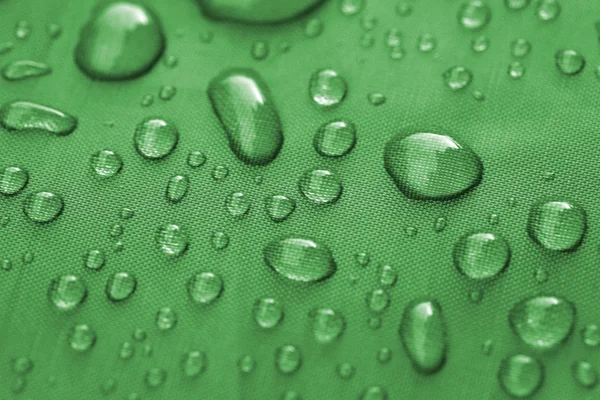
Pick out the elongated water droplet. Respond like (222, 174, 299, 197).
(573, 361, 598, 389)
(509, 295, 575, 350)
(254, 298, 284, 329)
(166, 175, 189, 203)
(211, 231, 230, 250)
(91, 150, 123, 178)
(384, 132, 483, 200)
(0, 101, 77, 136)
(3, 60, 51, 81)
(275, 345, 301, 374)
(208, 69, 283, 165)
(134, 118, 178, 160)
(265, 195, 295, 222)
(377, 347, 392, 364)
(453, 233, 510, 279)
(198, 0, 326, 23)
(187, 272, 223, 305)
(309, 69, 347, 108)
(226, 192, 250, 216)
(304, 18, 323, 38)
(156, 224, 189, 256)
(12, 357, 33, 374)
(75, 2, 165, 80)
(119, 341, 134, 359)
(68, 324, 96, 352)
(183, 351, 206, 377)
(141, 94, 154, 107)
(380, 265, 397, 286)
(499, 354, 544, 398)
(536, 0, 560, 21)
(24, 192, 64, 223)
(310, 308, 345, 344)
(368, 93, 386, 106)
(555, 49, 585, 76)
(367, 289, 390, 313)
(314, 120, 356, 158)
(299, 169, 342, 204)
(106, 272, 137, 301)
(85, 249, 105, 270)
(156, 307, 177, 331)
(47, 23, 62, 38)
(527, 200, 586, 251)
(0, 42, 15, 55)
(443, 66, 473, 90)
(399, 299, 447, 374)
(0, 167, 28, 195)
(49, 275, 87, 311)
(145, 368, 166, 388)
(458, 1, 491, 30)
(264, 237, 336, 282)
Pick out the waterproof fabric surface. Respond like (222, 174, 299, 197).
(1, 0, 599, 399)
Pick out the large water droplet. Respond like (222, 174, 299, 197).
(555, 49, 585, 76)
(208, 68, 283, 166)
(68, 324, 96, 352)
(0, 167, 28, 195)
(399, 299, 447, 374)
(453, 233, 510, 279)
(156, 224, 189, 256)
(509, 295, 575, 350)
(254, 298, 284, 329)
(106, 272, 137, 301)
(310, 308, 345, 343)
(264, 237, 336, 282)
(134, 118, 178, 160)
(75, 2, 165, 80)
(187, 272, 223, 305)
(3, 60, 51, 81)
(572, 361, 598, 389)
(314, 120, 356, 158)
(458, 1, 491, 30)
(183, 351, 206, 377)
(24, 192, 64, 223)
(309, 69, 347, 108)
(298, 169, 343, 204)
(442, 66, 473, 90)
(91, 150, 123, 178)
(384, 132, 483, 200)
(197, 0, 326, 24)
(48, 275, 87, 311)
(527, 200, 586, 251)
(499, 354, 544, 398)
(166, 175, 189, 203)
(265, 195, 296, 222)
(275, 345, 301, 374)
(0, 101, 77, 136)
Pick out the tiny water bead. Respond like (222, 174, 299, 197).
(134, 118, 179, 160)
(472, 35, 489, 52)
(91, 150, 123, 178)
(22, 251, 34, 264)
(434, 217, 447, 232)
(508, 62, 525, 79)
(85, 249, 105, 270)
(472, 90, 485, 101)
(75, 1, 165, 80)
(505, 0, 531, 10)
(141, 94, 154, 107)
(183, 351, 207, 377)
(106, 272, 137, 302)
(156, 224, 189, 256)
(309, 69, 347, 108)
(509, 295, 575, 350)
(380, 265, 398, 286)
(304, 18, 323, 38)
(119, 341, 135, 359)
(101, 379, 117, 395)
(534, 266, 549, 283)
(443, 66, 473, 90)
(254, 298, 284, 329)
(0, 101, 77, 136)
(275, 345, 301, 374)
(163, 54, 178, 68)
(156, 307, 177, 331)
(314, 120, 356, 158)
(527, 200, 586, 251)
(572, 361, 598, 389)
(226, 192, 251, 217)
(361, 386, 387, 400)
(0, 167, 28, 195)
(368, 316, 382, 330)
(453, 233, 510, 280)
(264, 237, 336, 282)
(555, 49, 585, 76)
(12, 356, 33, 374)
(211, 231, 230, 250)
(1, 259, 12, 271)
(187, 151, 207, 168)
(482, 339, 494, 355)
(417, 34, 437, 53)
(197, 0, 326, 23)
(340, 0, 364, 16)
(68, 324, 96, 352)
(377, 347, 392, 364)
(399, 299, 447, 375)
(48, 275, 87, 311)
(367, 289, 390, 313)
(158, 85, 177, 101)
(298, 169, 343, 204)
(212, 165, 229, 180)
(384, 132, 483, 200)
(110, 223, 124, 238)
(187, 272, 224, 305)
(310, 308, 345, 344)
(499, 354, 544, 398)
(582, 324, 600, 347)
(145, 368, 167, 388)
(360, 14, 377, 31)
(536, 0, 560, 21)
(208, 69, 283, 166)
(238, 355, 255, 374)
(120, 207, 134, 220)
(166, 175, 189, 203)
(355, 252, 370, 267)
(368, 93, 386, 106)
(389, 46, 405, 60)
(458, 0, 491, 31)
(337, 362, 355, 380)
(3, 60, 51, 81)
(265, 195, 296, 222)
(511, 38, 531, 58)
(251, 41, 269, 61)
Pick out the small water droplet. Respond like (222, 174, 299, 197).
(458, 0, 491, 30)
(511, 38, 531, 58)
(12, 377, 26, 393)
(482, 339, 493, 355)
(299, 169, 343, 204)
(158, 85, 177, 101)
(469, 290, 483, 303)
(49, 275, 87, 311)
(134, 118, 178, 160)
(527, 200, 586, 251)
(368, 93, 386, 106)
(572, 361, 598, 389)
(101, 378, 117, 394)
(254, 298, 284, 329)
(156, 224, 189, 256)
(505, 0, 530, 10)
(434, 217, 447, 232)
(15, 21, 31, 40)
(141, 94, 154, 107)
(389, 45, 405, 60)
(187, 151, 206, 168)
(68, 324, 96, 352)
(212, 165, 229, 180)
(340, 0, 364, 16)
(443, 66, 473, 90)
(145, 368, 166, 388)
(211, 231, 230, 250)
(310, 308, 345, 344)
(110, 223, 124, 238)
(377, 347, 392, 364)
(12, 356, 33, 374)
(166, 175, 189, 203)
(275, 345, 301, 374)
(133, 328, 147, 342)
(156, 307, 177, 331)
(163, 54, 178, 68)
(536, 0, 560, 21)
(265, 195, 296, 222)
(251, 41, 269, 60)
(0, 166, 28, 195)
(106, 272, 137, 301)
(418, 34, 436, 53)
(453, 233, 510, 280)
(281, 390, 302, 400)
(187, 272, 223, 305)
(305, 18, 323, 38)
(499, 354, 544, 398)
(3, 60, 51, 81)
(0, 101, 77, 136)
(120, 207, 134, 220)
(367, 289, 390, 313)
(1, 259, 12, 271)
(360, 33, 375, 48)
(200, 31, 213, 43)
(336, 362, 355, 379)
(22, 251, 34, 265)
(361, 386, 388, 400)
(314, 120, 356, 158)
(238, 355, 255, 374)
(396, 2, 413, 16)
(379, 265, 397, 286)
(472, 90, 485, 101)
(385, 29, 402, 47)
(555, 49, 585, 76)
(582, 324, 600, 347)
(534, 266, 549, 283)
(508, 61, 525, 79)
(471, 35, 489, 52)
(183, 351, 206, 377)
(264, 237, 336, 282)
(85, 249, 105, 270)
(226, 192, 250, 217)
(119, 341, 135, 359)
(309, 69, 347, 107)
(91, 150, 123, 178)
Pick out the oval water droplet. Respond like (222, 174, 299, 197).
(310, 308, 345, 344)
(106, 272, 137, 302)
(250, 41, 269, 60)
(555, 49, 585, 76)
(198, 0, 326, 23)
(309, 69, 347, 108)
(298, 169, 343, 204)
(275, 345, 301, 374)
(264, 237, 336, 282)
(91, 150, 123, 178)
(380, 265, 397, 286)
(572, 361, 598, 389)
(226, 192, 250, 217)
(85, 249, 105, 270)
(367, 289, 390, 313)
(536, 0, 560, 21)
(156, 224, 189, 256)
(508, 61, 525, 79)
(187, 272, 223, 305)
(254, 298, 284, 329)
(304, 18, 323, 38)
(265, 195, 296, 222)
(145, 368, 166, 388)
(75, 2, 165, 80)
(68, 324, 96, 352)
(399, 299, 447, 374)
(158, 85, 176, 101)
(505, 0, 530, 10)
(0, 101, 77, 136)
(166, 175, 189, 203)
(336, 362, 355, 380)
(187, 151, 206, 168)
(511, 38, 531, 58)
(183, 351, 206, 377)
(211, 231, 230, 250)
(443, 66, 473, 90)
(458, 1, 491, 30)
(377, 347, 392, 364)
(340, 0, 364, 15)
(12, 356, 33, 374)
(48, 275, 87, 311)
(453, 233, 510, 279)
(418, 34, 437, 53)
(156, 307, 177, 331)
(3, 60, 51, 81)
(134, 118, 178, 160)
(527, 200, 586, 251)
(0, 167, 28, 195)
(24, 192, 64, 223)
(499, 354, 544, 398)
(384, 132, 483, 200)
(119, 341, 135, 359)
(314, 120, 356, 158)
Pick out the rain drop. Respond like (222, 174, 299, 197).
(555, 49, 585, 76)
(156, 307, 177, 331)
(156, 224, 189, 256)
(527, 200, 586, 251)
(499, 354, 544, 398)
(458, 1, 491, 30)
(298, 169, 343, 204)
(443, 66, 473, 90)
(187, 272, 223, 305)
(91, 150, 123, 178)
(106, 272, 137, 302)
(275, 345, 301, 374)
(309, 69, 347, 108)
(265, 195, 296, 222)
(453, 233, 510, 280)
(134, 118, 178, 160)
(48, 275, 87, 311)
(264, 237, 336, 283)
(68, 324, 96, 352)
(314, 120, 356, 158)
(0, 167, 28, 195)
(166, 175, 189, 203)
(254, 298, 284, 329)
(310, 308, 345, 344)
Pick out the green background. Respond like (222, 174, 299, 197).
(0, 0, 599, 399)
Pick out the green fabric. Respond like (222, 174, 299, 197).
(1, 0, 599, 399)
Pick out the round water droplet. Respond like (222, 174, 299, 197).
(141, 94, 154, 107)
(265, 195, 296, 222)
(472, 35, 489, 52)
(505, 0, 530, 10)
(499, 354, 544, 398)
(75, 2, 165, 80)
(367, 289, 390, 313)
(511, 38, 531, 58)
(361, 386, 387, 400)
(226, 192, 250, 217)
(251, 41, 269, 61)
(187, 151, 207, 168)
(120, 207, 134, 220)
(337, 362, 355, 379)
(472, 90, 485, 101)
(458, 1, 491, 30)
(156, 224, 189, 256)
(453, 233, 510, 280)
(68, 324, 96, 352)
(145, 368, 166, 388)
(110, 223, 124, 238)
(158, 85, 176, 101)
(264, 237, 336, 282)
(15, 21, 30, 40)
(166, 175, 189, 203)
(582, 324, 600, 347)
(24, 191, 64, 223)
(368, 93, 386, 106)
(573, 361, 598, 389)
(314, 120, 356, 158)
(106, 272, 137, 302)
(443, 66, 473, 90)
(1, 259, 12, 271)
(183, 351, 206, 377)
(212, 165, 229, 180)
(133, 328, 147, 341)
(340, 0, 364, 15)
(309, 69, 347, 108)
(254, 298, 284, 329)
(238, 355, 255, 373)
(0, 166, 28, 195)
(156, 307, 177, 331)
(555, 49, 585, 76)
(536, 0, 560, 21)
(12, 357, 33, 374)
(310, 308, 345, 344)
(298, 169, 342, 204)
(360, 33, 375, 49)
(377, 347, 392, 364)
(384, 132, 483, 200)
(275, 345, 301, 374)
(305, 18, 323, 38)
(119, 341, 135, 359)
(134, 118, 178, 160)
(418, 34, 436, 53)
(508, 62, 525, 79)
(509, 295, 575, 350)
(49, 275, 87, 311)
(527, 200, 586, 251)
(85, 249, 105, 270)
(482, 339, 494, 355)
(380, 265, 397, 286)
(91, 150, 123, 178)
(211, 231, 230, 250)
(187, 272, 223, 305)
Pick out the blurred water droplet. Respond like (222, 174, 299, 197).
(511, 38, 531, 58)
(141, 94, 154, 107)
(106, 272, 136, 301)
(226, 192, 250, 217)
(183, 351, 206, 377)
(482, 339, 493, 355)
(340, 0, 364, 15)
(133, 328, 147, 341)
(12, 377, 26, 393)
(1, 259, 12, 271)
(0, 166, 28, 195)
(361, 386, 387, 400)
(156, 224, 189, 256)
(3, 60, 51, 81)
(305, 18, 323, 38)
(264, 237, 336, 282)
(91, 150, 123, 178)
(572, 361, 598, 389)
(265, 195, 296, 222)
(418, 34, 436, 53)
(0, 101, 77, 135)
(299, 169, 342, 204)
(166, 175, 189, 203)
(472, 90, 485, 101)
(434, 217, 447, 232)
(355, 252, 370, 267)
(85, 249, 105, 270)
(527, 200, 586, 251)
(134, 118, 178, 159)
(156, 307, 177, 331)
(377, 347, 392, 364)
(360, 33, 375, 48)
(15, 21, 31, 40)
(453, 233, 510, 280)
(110, 223, 123, 238)
(368, 316, 382, 330)
(534, 266, 548, 283)
(158, 85, 176, 101)
(309, 69, 347, 107)
(145, 368, 166, 388)
(120, 207, 134, 220)
(188, 272, 223, 304)
(314, 120, 356, 158)
(163, 54, 178, 68)
(360, 14, 378, 31)
(251, 41, 269, 60)
(367, 289, 390, 313)
(368, 93, 386, 106)
(536, 0, 560, 21)
(254, 298, 284, 329)
(187, 151, 206, 168)
(396, 1, 412, 16)
(385, 28, 402, 47)
(443, 66, 473, 90)
(22, 251, 34, 264)
(119, 341, 135, 359)
(101, 378, 117, 395)
(471, 35, 489, 52)
(505, 0, 530, 10)
(310, 308, 345, 344)
(12, 356, 33, 374)
(49, 275, 87, 311)
(499, 354, 544, 398)
(508, 61, 525, 79)
(275, 345, 301, 374)
(336, 362, 355, 379)
(238, 355, 255, 373)
(389, 45, 405, 60)
(555, 49, 585, 76)
(211, 231, 230, 250)
(69, 324, 96, 352)
(281, 390, 302, 400)
(380, 265, 397, 286)
(212, 165, 229, 180)
(582, 324, 600, 347)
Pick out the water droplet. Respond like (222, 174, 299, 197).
(443, 66, 473, 90)
(0, 101, 77, 136)
(133, 328, 147, 341)
(141, 94, 154, 107)
(275, 345, 301, 374)
(361, 386, 388, 400)
(509, 295, 575, 350)
(305, 18, 323, 38)
(183, 351, 206, 377)
(399, 299, 447, 374)
(453, 233, 510, 280)
(310, 308, 345, 344)
(48, 275, 87, 311)
(0, 216, 9, 227)
(555, 49, 585, 76)
(572, 361, 598, 389)
(166, 175, 189, 203)
(85, 249, 105, 270)
(354, 252, 369, 267)
(106, 272, 137, 301)
(386, 28, 402, 47)
(120, 207, 134, 220)
(211, 231, 230, 250)
(380, 265, 397, 286)
(156, 224, 189, 256)
(458, 1, 491, 30)
(377, 347, 392, 364)
(314, 120, 356, 158)
(281, 391, 302, 400)
(163, 54, 178, 68)
(158, 85, 177, 101)
(367, 289, 390, 313)
(0, 42, 14, 55)
(505, 0, 531, 10)
(15, 21, 31, 40)
(208, 69, 283, 165)
(145, 368, 166, 388)
(265, 195, 296, 222)
(396, 2, 413, 16)
(534, 266, 548, 283)
(508, 61, 525, 79)
(418, 34, 437, 53)
(264, 237, 336, 282)
(536, 0, 560, 21)
(134, 118, 178, 160)
(488, 213, 499, 225)
(340, 0, 364, 15)
(198, 0, 326, 23)
(511, 38, 531, 58)
(389, 45, 405, 60)
(278, 41, 291, 53)
(187, 272, 223, 305)
(2, 60, 51, 81)
(582, 324, 600, 347)
(309, 69, 347, 108)
(336, 362, 355, 379)
(12, 356, 33, 374)
(119, 341, 135, 359)
(238, 355, 255, 373)
(368, 93, 386, 106)
(368, 316, 382, 330)
(434, 217, 447, 232)
(298, 169, 342, 204)
(212, 165, 229, 180)
(384, 132, 483, 200)
(472, 90, 485, 101)
(110, 223, 124, 238)
(68, 324, 96, 352)
(0, 166, 28, 195)
(499, 354, 544, 398)
(75, 2, 165, 80)
(254, 298, 284, 329)
(250, 41, 269, 61)
(527, 200, 586, 251)
(1, 259, 12, 271)
(91, 150, 123, 178)
(472, 35, 489, 52)
(156, 307, 177, 331)
(101, 378, 117, 394)
(482, 339, 494, 355)
(187, 151, 207, 168)
(226, 192, 250, 217)
(22, 251, 34, 264)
